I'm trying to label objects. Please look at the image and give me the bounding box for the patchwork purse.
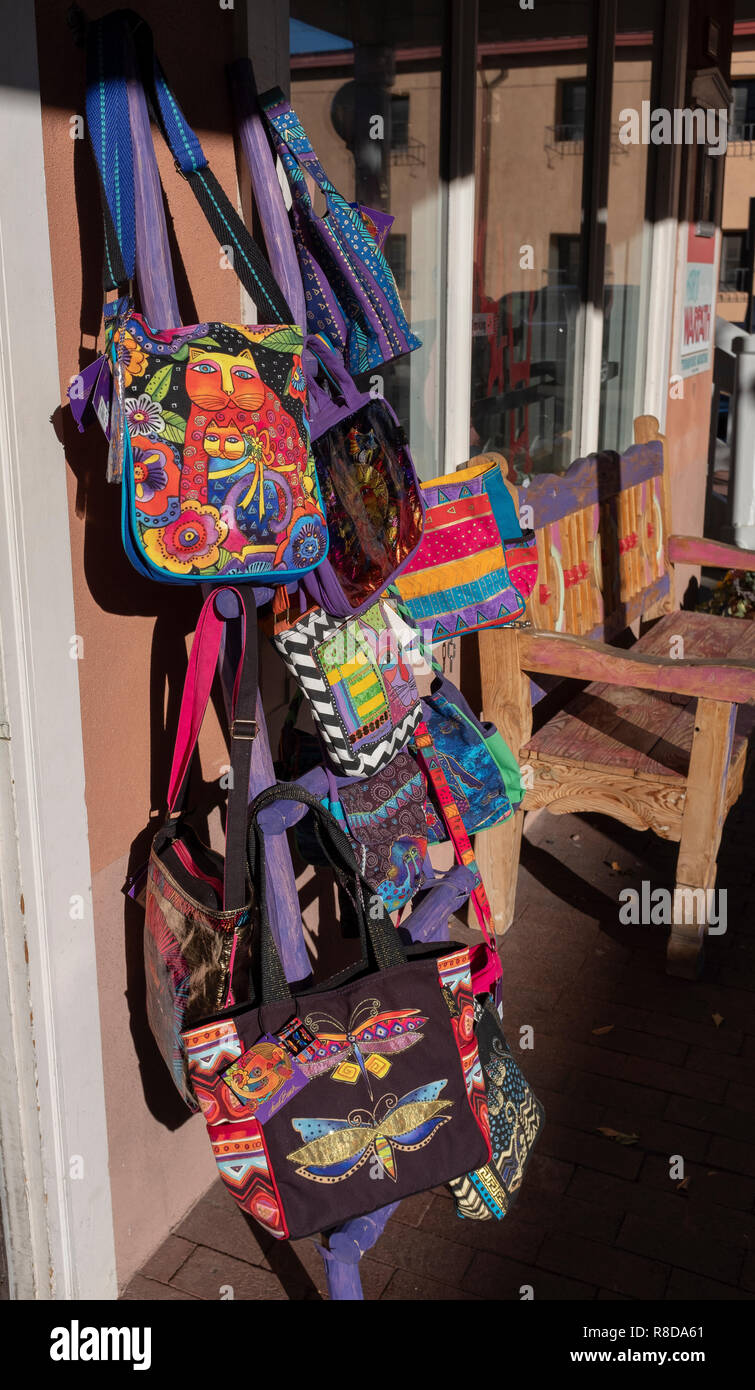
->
[302,337,425,618]
[260,88,421,374]
[81,12,327,585]
[449,998,544,1221]
[394,454,538,643]
[144,587,258,1108]
[422,675,524,840]
[292,752,433,911]
[272,594,423,777]
[182,785,492,1241]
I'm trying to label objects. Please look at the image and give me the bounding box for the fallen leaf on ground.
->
[592,1025,615,1036]
[676,1177,690,1191]
[597,1126,639,1145]
[712,1013,724,1028]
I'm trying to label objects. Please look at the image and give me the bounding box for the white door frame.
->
[0,1,116,1299]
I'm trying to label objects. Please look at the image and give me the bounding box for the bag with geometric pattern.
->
[272,593,423,777]
[448,998,544,1221]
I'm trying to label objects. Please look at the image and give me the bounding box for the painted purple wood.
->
[316,1205,401,1298]
[125,59,179,326]
[518,442,663,529]
[212,590,310,982]
[127,65,377,1299]
[669,534,755,571]
[228,58,306,334]
[126,61,309,980]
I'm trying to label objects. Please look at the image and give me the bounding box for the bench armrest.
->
[517,630,755,705]
[668,534,755,571]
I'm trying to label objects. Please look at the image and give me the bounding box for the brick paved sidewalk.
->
[124,757,755,1302]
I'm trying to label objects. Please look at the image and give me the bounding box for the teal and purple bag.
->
[422,675,524,840]
[260,87,421,375]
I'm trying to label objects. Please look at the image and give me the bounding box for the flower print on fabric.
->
[113,327,148,387]
[285,354,307,401]
[142,500,229,575]
[125,394,165,438]
[132,444,169,504]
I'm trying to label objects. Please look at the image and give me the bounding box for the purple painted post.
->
[228,58,306,335]
[126,47,309,982]
[126,50,399,1295]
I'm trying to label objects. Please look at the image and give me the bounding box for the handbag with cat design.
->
[182,785,491,1240]
[80,11,327,585]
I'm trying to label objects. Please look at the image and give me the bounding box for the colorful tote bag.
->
[182,785,491,1241]
[259,87,421,375]
[302,337,425,618]
[422,675,524,840]
[81,12,327,585]
[394,454,538,643]
[449,998,544,1221]
[145,587,258,1108]
[273,595,423,777]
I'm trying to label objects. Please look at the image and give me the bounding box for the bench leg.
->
[477,628,532,935]
[670,698,735,979]
[476,810,525,933]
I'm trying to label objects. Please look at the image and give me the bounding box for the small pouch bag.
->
[182,785,492,1241]
[259,88,422,375]
[144,586,258,1107]
[448,998,545,1221]
[273,593,423,777]
[301,337,425,618]
[422,674,524,840]
[394,454,538,643]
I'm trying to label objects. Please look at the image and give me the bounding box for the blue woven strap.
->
[84,9,292,322]
[85,10,137,286]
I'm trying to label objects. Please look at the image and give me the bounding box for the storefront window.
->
[471,0,592,480]
[290,3,445,476]
[597,1,660,454]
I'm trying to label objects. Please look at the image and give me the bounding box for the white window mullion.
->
[441,0,478,471]
[578,0,617,457]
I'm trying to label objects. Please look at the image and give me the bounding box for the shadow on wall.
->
[49,60,243,1129]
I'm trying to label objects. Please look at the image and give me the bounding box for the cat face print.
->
[185,347,266,412]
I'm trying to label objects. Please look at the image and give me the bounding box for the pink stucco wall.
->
[36,0,249,1289]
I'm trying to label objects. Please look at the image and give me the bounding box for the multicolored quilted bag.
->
[260,87,421,375]
[422,675,524,839]
[81,13,327,585]
[449,998,544,1221]
[394,454,538,643]
[272,595,423,777]
[302,336,425,617]
[145,587,258,1108]
[182,785,492,1241]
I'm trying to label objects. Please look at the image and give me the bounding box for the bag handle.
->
[85,9,293,324]
[246,783,406,1004]
[226,58,307,335]
[165,586,258,911]
[258,87,339,206]
[413,721,498,956]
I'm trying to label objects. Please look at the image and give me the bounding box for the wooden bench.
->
[476,416,755,977]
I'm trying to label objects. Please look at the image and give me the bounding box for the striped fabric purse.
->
[273,595,423,778]
[394,455,538,644]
